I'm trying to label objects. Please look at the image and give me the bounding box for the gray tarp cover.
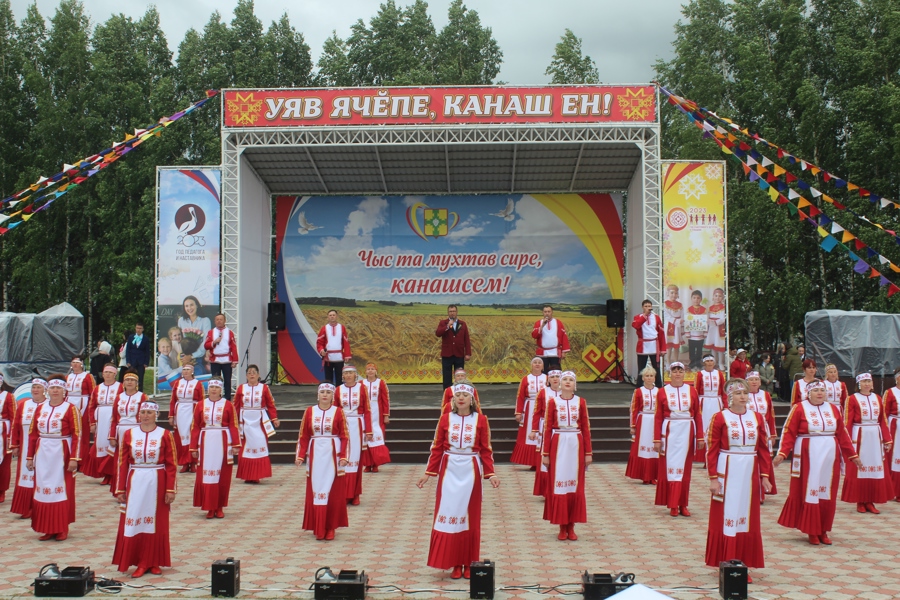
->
[0,302,84,386]
[805,309,900,377]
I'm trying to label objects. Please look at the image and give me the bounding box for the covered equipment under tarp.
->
[805,309,900,378]
[0,302,85,386]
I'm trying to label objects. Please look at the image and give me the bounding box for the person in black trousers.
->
[435,305,472,389]
[124,323,151,393]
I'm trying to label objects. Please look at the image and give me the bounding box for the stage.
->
[1,463,897,599]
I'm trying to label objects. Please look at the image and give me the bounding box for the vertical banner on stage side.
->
[155,167,221,392]
[661,161,727,380]
[274,194,625,384]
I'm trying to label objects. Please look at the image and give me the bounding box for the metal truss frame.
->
[219,122,662,366]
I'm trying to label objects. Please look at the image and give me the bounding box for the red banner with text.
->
[223,85,657,128]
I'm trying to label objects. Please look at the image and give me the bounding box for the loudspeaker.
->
[212,558,240,597]
[581,572,634,599]
[606,299,625,328]
[34,566,94,597]
[469,560,494,599]
[267,302,286,332]
[718,560,748,599]
[314,570,367,600]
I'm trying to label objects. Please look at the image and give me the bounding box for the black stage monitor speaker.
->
[212,558,240,597]
[719,560,748,600]
[267,302,286,332]
[581,572,634,600]
[606,299,625,328]
[469,560,494,599]
[314,569,367,600]
[34,566,94,597]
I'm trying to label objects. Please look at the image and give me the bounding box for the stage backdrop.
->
[661,161,728,378]
[275,194,624,383]
[155,167,221,392]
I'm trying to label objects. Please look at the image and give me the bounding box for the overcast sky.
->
[9,0,685,84]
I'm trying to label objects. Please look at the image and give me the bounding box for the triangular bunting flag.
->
[880,276,891,287]
[888,284,900,297]
[762,157,774,167]
[798,198,811,209]
[810,187,822,198]
[820,236,838,252]
[870,268,881,279]
[842,230,856,243]
[807,205,821,217]
[848,182,859,192]
[816,226,828,238]
[788,189,800,200]
[854,259,869,274]
[880,255,891,265]
[854,239,866,250]
[787,203,798,216]
[797,209,808,220]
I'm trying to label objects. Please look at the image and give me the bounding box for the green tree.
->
[544,29,599,84]
[434,0,502,85]
[317,31,353,86]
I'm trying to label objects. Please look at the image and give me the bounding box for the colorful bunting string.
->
[0,90,220,236]
[658,84,900,298]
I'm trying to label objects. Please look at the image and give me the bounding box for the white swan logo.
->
[175,204,207,247]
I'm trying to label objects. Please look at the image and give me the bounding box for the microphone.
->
[251,326,258,332]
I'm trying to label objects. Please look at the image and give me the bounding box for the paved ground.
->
[2,461,898,599]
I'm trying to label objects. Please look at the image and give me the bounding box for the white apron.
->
[434,412,481,534]
[824,380,843,408]
[307,406,341,505]
[697,370,723,439]
[16,400,38,489]
[636,386,659,459]
[33,402,74,505]
[849,393,886,480]
[551,397,583,495]
[123,427,166,537]
[115,393,144,448]
[889,387,900,473]
[65,372,90,416]
[0,392,10,467]
[364,379,387,449]
[661,384,694,482]
[748,391,773,451]
[339,384,365,473]
[173,379,200,446]
[538,388,559,474]
[93,383,119,457]
[239,384,273,459]
[200,399,231,484]
[522,374,546,447]
[791,401,839,504]
[714,410,760,536]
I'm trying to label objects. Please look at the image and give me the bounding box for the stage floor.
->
[1,463,896,599]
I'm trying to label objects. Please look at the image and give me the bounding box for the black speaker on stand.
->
[267,302,286,331]
[604,299,626,382]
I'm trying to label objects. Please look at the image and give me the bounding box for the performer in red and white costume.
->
[632,299,666,388]
[531,305,570,374]
[883,367,900,500]
[27,376,82,541]
[654,362,704,517]
[234,364,280,483]
[663,284,683,366]
[0,374,15,503]
[541,371,592,541]
[113,403,177,578]
[840,373,893,512]
[417,383,499,579]
[10,380,42,518]
[746,371,777,497]
[83,365,121,483]
[64,358,94,467]
[530,370,560,497]
[203,314,238,400]
[167,364,203,473]
[511,357,546,468]
[108,371,148,495]
[337,366,372,504]
[361,363,390,472]
[704,288,727,370]
[316,310,352,387]
[775,379,861,545]
[693,356,725,463]
[295,383,350,541]
[441,369,481,413]
[705,379,773,577]
[190,379,240,518]
[823,364,848,408]
[790,359,818,406]
[625,366,659,485]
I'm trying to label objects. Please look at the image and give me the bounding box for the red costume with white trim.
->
[234,382,278,481]
[296,404,350,539]
[531,386,558,497]
[27,401,82,537]
[316,324,351,362]
[705,409,772,568]
[693,368,725,463]
[203,327,238,364]
[747,389,778,495]
[64,372,94,464]
[423,410,496,570]
[531,318,570,357]
[541,394,592,525]
[108,391,149,494]
[884,386,900,498]
[168,378,203,466]
[112,426,177,572]
[625,385,659,484]
[82,381,122,479]
[361,378,391,468]
[511,373,546,467]
[776,401,858,536]
[631,312,667,356]
[840,392,892,504]
[190,397,241,512]
[0,390,15,500]
[823,378,848,408]
[654,384,702,510]
[337,382,372,502]
[10,398,38,516]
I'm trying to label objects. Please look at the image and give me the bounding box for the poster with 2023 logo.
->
[661,161,727,375]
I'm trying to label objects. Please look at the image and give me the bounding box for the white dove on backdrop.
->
[490,198,516,221]
[297,211,321,234]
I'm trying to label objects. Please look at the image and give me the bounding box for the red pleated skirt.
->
[236,456,272,481]
[302,473,348,538]
[112,469,171,571]
[426,454,483,570]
